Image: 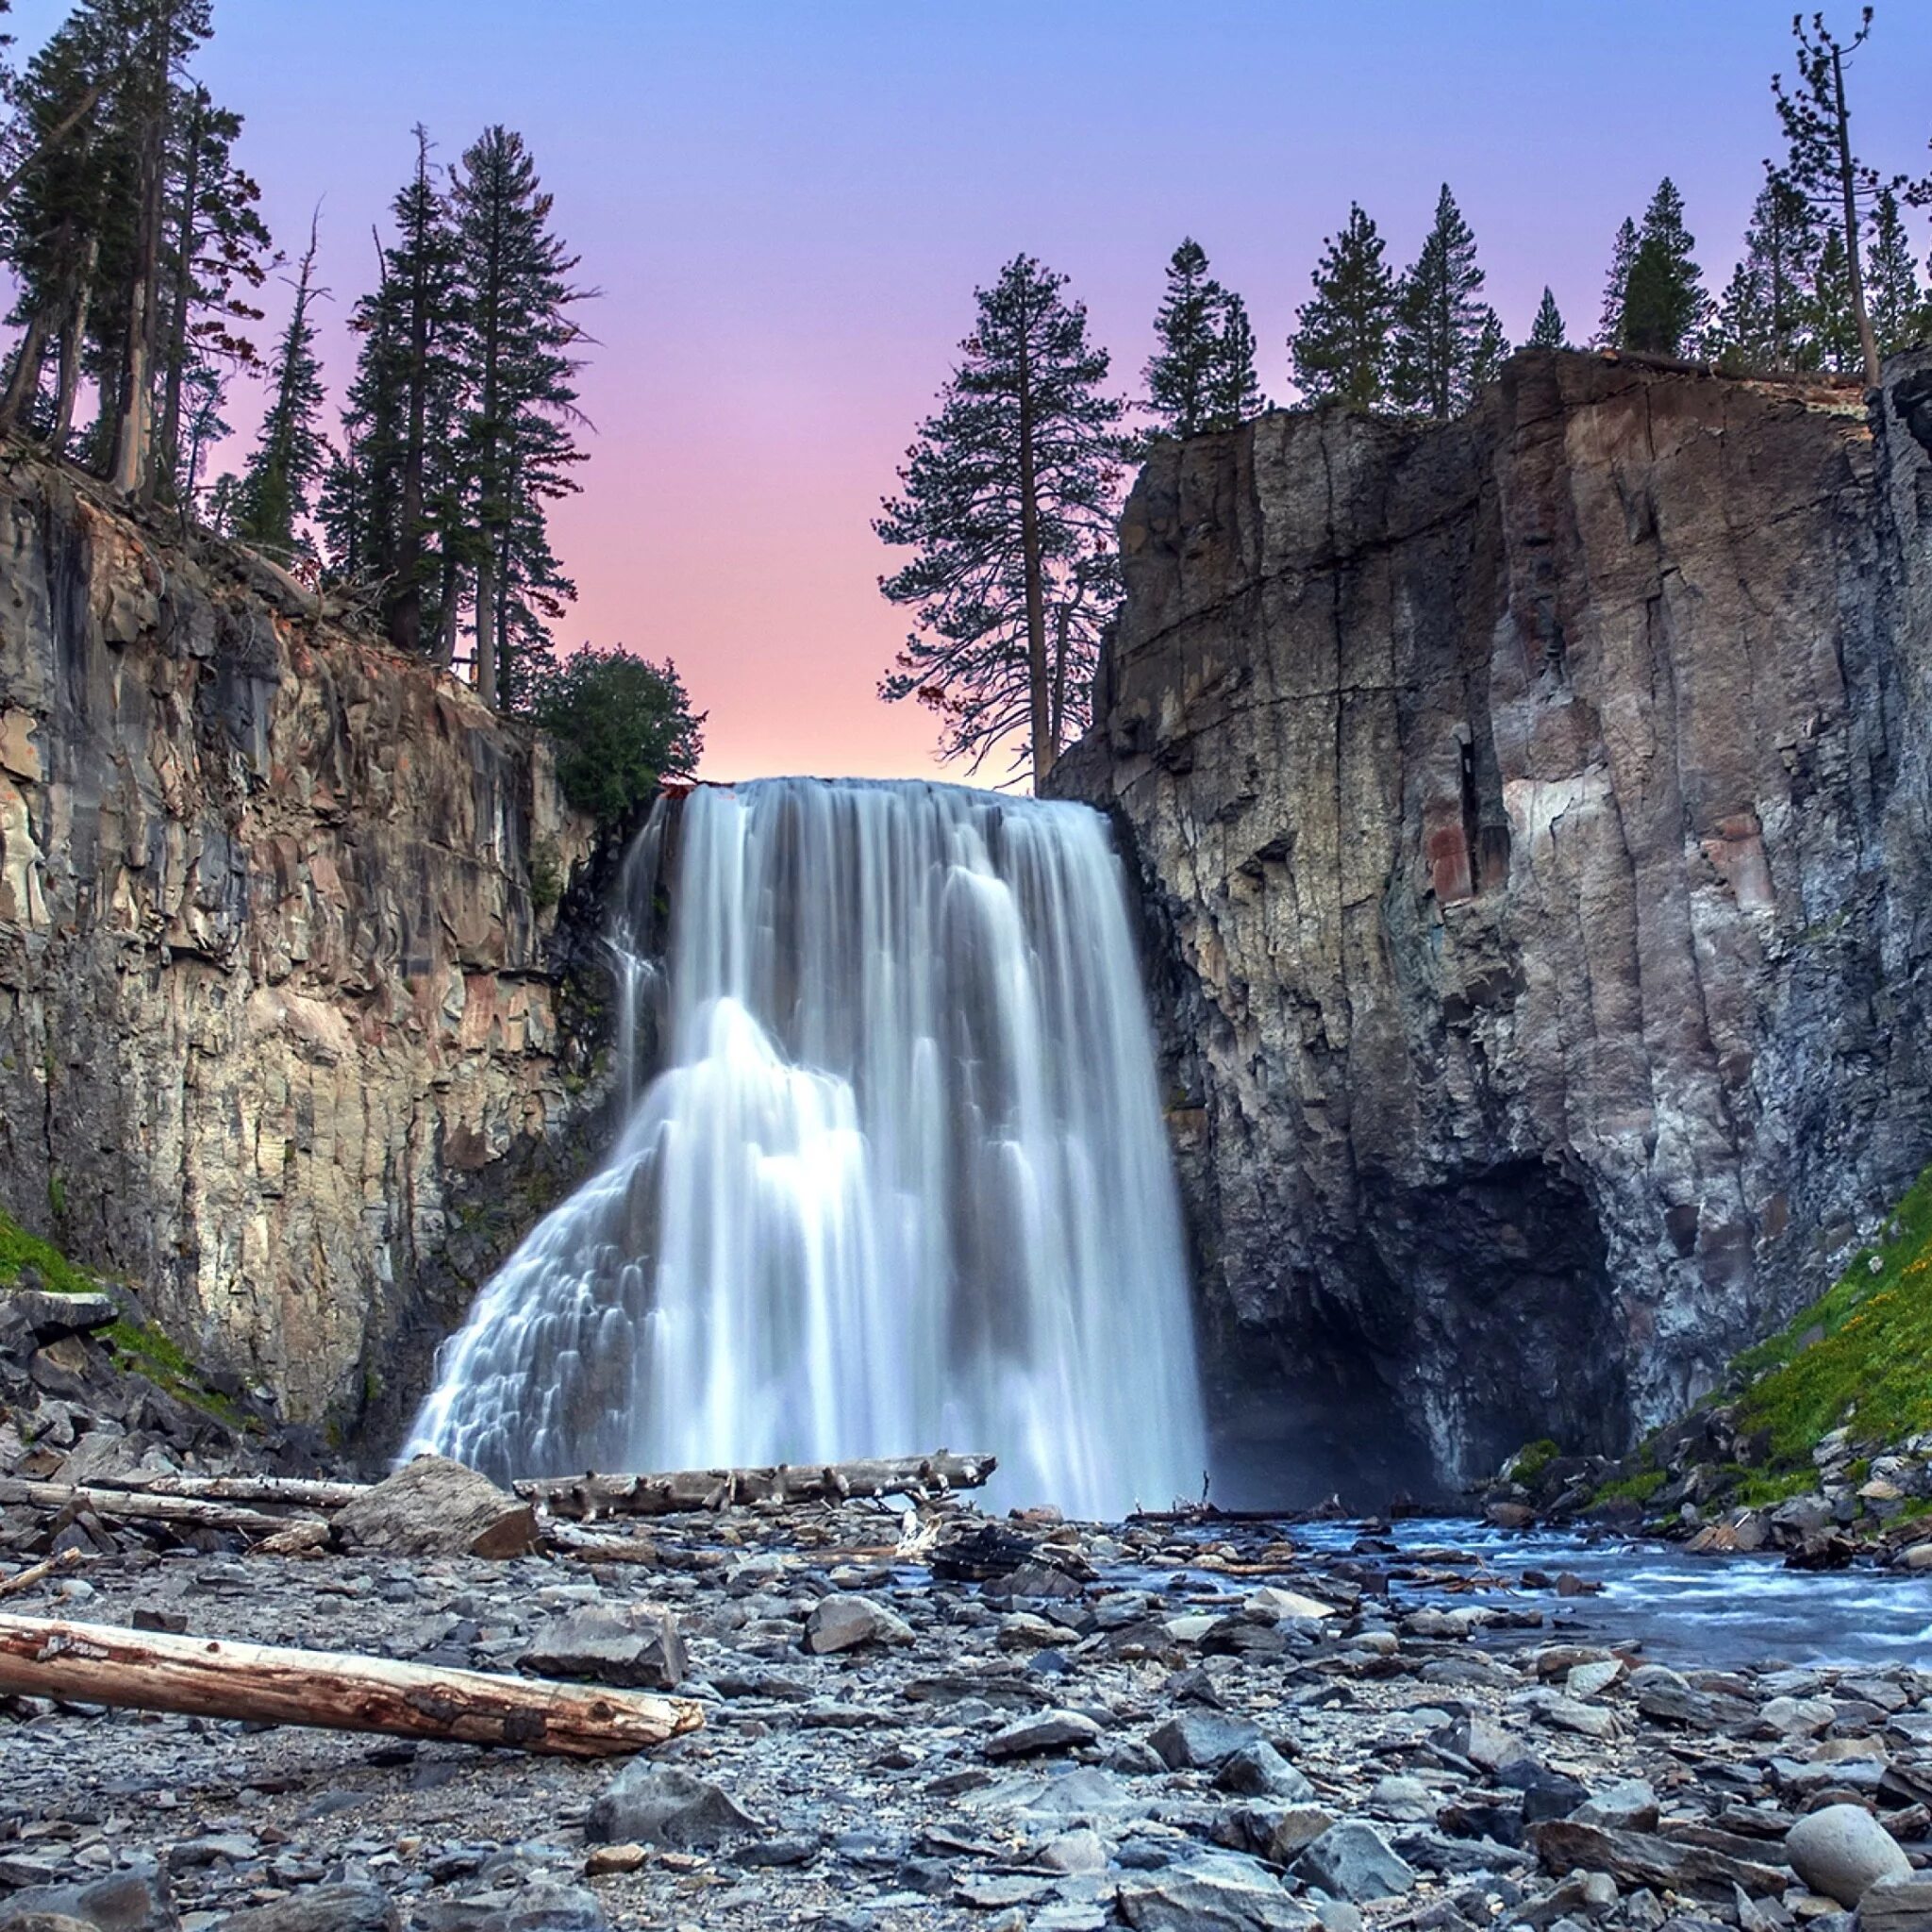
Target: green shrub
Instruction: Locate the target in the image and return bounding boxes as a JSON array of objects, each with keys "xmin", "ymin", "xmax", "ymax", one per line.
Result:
[{"xmin": 526, "ymin": 648, "xmax": 705, "ymax": 827}]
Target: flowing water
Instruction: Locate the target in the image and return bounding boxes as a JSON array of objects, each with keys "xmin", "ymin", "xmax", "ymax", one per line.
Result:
[{"xmin": 407, "ymin": 777, "xmax": 1208, "ymax": 1519}]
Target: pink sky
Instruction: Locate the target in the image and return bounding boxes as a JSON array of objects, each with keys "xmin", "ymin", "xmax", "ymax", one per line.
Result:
[{"xmin": 15, "ymin": 0, "xmax": 1932, "ymax": 780}]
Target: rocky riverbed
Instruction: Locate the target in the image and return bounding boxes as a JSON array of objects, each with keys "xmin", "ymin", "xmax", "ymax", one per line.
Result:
[{"xmin": 5, "ymin": 1495, "xmax": 1932, "ymax": 1932}]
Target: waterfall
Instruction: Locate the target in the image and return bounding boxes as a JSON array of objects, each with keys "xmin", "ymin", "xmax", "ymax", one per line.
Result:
[{"xmin": 406, "ymin": 777, "xmax": 1207, "ymax": 1520}]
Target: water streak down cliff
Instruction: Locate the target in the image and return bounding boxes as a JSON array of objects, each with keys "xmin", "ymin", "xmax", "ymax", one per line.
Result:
[
  {"xmin": 1053, "ymin": 349, "xmax": 1932, "ymax": 1503},
  {"xmin": 0, "ymin": 452, "xmax": 598, "ymax": 1441}
]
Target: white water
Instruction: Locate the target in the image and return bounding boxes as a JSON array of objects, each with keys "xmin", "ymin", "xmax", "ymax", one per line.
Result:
[{"xmin": 406, "ymin": 777, "xmax": 1208, "ymax": 1520}]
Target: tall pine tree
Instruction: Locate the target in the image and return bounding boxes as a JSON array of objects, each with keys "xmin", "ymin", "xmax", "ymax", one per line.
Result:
[
  {"xmin": 234, "ymin": 214, "xmax": 325, "ymax": 561},
  {"xmin": 1391, "ymin": 184, "xmax": 1499, "ymax": 419},
  {"xmin": 1865, "ymin": 187, "xmax": 1923, "ymax": 358},
  {"xmin": 877, "ymin": 254, "xmax": 1124, "ymax": 785},
  {"xmin": 1208, "ymin": 290, "xmax": 1264, "ymax": 426},
  {"xmin": 1597, "ymin": 218, "xmax": 1639, "ymax": 348},
  {"xmin": 449, "ymin": 124, "xmax": 589, "ymax": 709},
  {"xmin": 1527, "ymin": 287, "xmax": 1569, "ymax": 350},
  {"xmin": 1710, "ymin": 175, "xmax": 1822, "ymax": 370},
  {"xmin": 1143, "ymin": 237, "xmax": 1262, "ymax": 439},
  {"xmin": 1289, "ymin": 204, "xmax": 1395, "ymax": 408},
  {"xmin": 1619, "ymin": 178, "xmax": 1707, "ymax": 356}
]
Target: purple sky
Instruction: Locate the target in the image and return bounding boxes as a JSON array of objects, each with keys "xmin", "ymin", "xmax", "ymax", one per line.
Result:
[{"xmin": 14, "ymin": 1, "xmax": 1932, "ymax": 778}]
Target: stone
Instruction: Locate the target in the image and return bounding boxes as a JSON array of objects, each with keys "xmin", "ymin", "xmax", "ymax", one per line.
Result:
[
  {"xmin": 1857, "ymin": 1877, "xmax": 1932, "ymax": 1932},
  {"xmin": 11, "ymin": 1291, "xmax": 119, "ymax": 1342},
  {"xmin": 805, "ymin": 1592, "xmax": 914, "ymax": 1655},
  {"xmin": 1569, "ymin": 1779, "xmax": 1658, "ymax": 1833},
  {"xmin": 1268, "ymin": 1810, "xmax": 1339, "ymax": 1864},
  {"xmin": 0, "ymin": 1865, "xmax": 177, "ymax": 1931},
  {"xmin": 1785, "ymin": 1804, "xmax": 1911, "ymax": 1908},
  {"xmin": 1149, "ymin": 1710, "xmax": 1265, "ymax": 1771},
  {"xmin": 1245, "ymin": 1586, "xmax": 1335, "ymax": 1623},
  {"xmin": 1214, "ymin": 1742, "xmax": 1315, "ymax": 1801},
  {"xmin": 1048, "ymin": 350, "xmax": 1932, "ymax": 1494},
  {"xmin": 518, "ymin": 1603, "xmax": 686, "ymax": 1690},
  {"xmin": 332, "ymin": 1455, "xmax": 537, "ymax": 1559},
  {"xmin": 1565, "ymin": 1660, "xmax": 1625, "ymax": 1700},
  {"xmin": 1036, "ymin": 1828, "xmax": 1108, "ymax": 1875},
  {"xmin": 212, "ymin": 1885, "xmax": 400, "ymax": 1931},
  {"xmin": 1368, "ymin": 1776, "xmax": 1437, "ymax": 1822},
  {"xmin": 984, "ymin": 1709, "xmax": 1103, "ymax": 1759},
  {"xmin": 1117, "ymin": 1853, "xmax": 1316, "ymax": 1930},
  {"xmin": 1293, "ymin": 1823, "xmax": 1416, "ymax": 1903},
  {"xmin": 585, "ymin": 1764, "xmax": 761, "ymax": 1848}
]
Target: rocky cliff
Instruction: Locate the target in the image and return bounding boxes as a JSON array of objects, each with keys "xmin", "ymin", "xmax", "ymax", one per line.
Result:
[
  {"xmin": 0, "ymin": 450, "xmax": 603, "ymax": 1452},
  {"xmin": 1054, "ymin": 349, "xmax": 1932, "ymax": 1505}
]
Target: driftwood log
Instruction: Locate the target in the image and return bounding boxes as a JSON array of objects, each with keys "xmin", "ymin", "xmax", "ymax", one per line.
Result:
[
  {"xmin": 0, "ymin": 1614, "xmax": 705, "ymax": 1757},
  {"xmin": 517, "ymin": 1451, "xmax": 996, "ymax": 1521},
  {"xmin": 0, "ymin": 1476, "xmax": 327, "ymax": 1540}
]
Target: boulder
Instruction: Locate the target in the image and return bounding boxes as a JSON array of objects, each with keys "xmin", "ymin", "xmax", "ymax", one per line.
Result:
[
  {"xmin": 804, "ymin": 1592, "xmax": 913, "ymax": 1655},
  {"xmin": 1292, "ymin": 1823, "xmax": 1417, "ymax": 1902},
  {"xmin": 213, "ymin": 1885, "xmax": 399, "ymax": 1931},
  {"xmin": 1149, "ymin": 1709, "xmax": 1265, "ymax": 1771},
  {"xmin": 1118, "ymin": 1852, "xmax": 1316, "ymax": 1930},
  {"xmin": 1786, "ymin": 1803, "xmax": 1910, "ymax": 1908},
  {"xmin": 11, "ymin": 1291, "xmax": 119, "ymax": 1342},
  {"xmin": 519, "ymin": 1603, "xmax": 686, "ymax": 1690},
  {"xmin": 1569, "ymin": 1778, "xmax": 1658, "ymax": 1833},
  {"xmin": 1214, "ymin": 1741, "xmax": 1315, "ymax": 1801},
  {"xmin": 0, "ymin": 1864, "xmax": 177, "ymax": 1931},
  {"xmin": 984, "ymin": 1708, "xmax": 1103, "ymax": 1760},
  {"xmin": 586, "ymin": 1764, "xmax": 759, "ymax": 1848},
  {"xmin": 1857, "ymin": 1877, "xmax": 1932, "ymax": 1932},
  {"xmin": 331, "ymin": 1455, "xmax": 536, "ymax": 1559}
]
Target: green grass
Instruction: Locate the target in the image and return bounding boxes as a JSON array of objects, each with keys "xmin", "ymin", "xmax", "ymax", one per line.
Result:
[
  {"xmin": 0, "ymin": 1206, "xmax": 98, "ymax": 1295},
  {"xmin": 1596, "ymin": 1467, "xmax": 1667, "ymax": 1505},
  {"xmin": 1734, "ymin": 1467, "xmax": 1819, "ymax": 1507},
  {"xmin": 1733, "ymin": 1162, "xmax": 1932, "ymax": 1466},
  {"xmin": 1509, "ymin": 1438, "xmax": 1561, "ymax": 1486}
]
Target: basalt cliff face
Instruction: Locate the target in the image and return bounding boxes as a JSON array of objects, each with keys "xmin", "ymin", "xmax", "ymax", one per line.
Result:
[
  {"xmin": 1054, "ymin": 349, "xmax": 1932, "ymax": 1504},
  {"xmin": 0, "ymin": 451, "xmax": 603, "ymax": 1452}
]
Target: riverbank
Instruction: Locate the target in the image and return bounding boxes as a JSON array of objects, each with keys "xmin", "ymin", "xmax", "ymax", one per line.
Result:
[{"xmin": 4, "ymin": 1498, "xmax": 1931, "ymax": 1932}]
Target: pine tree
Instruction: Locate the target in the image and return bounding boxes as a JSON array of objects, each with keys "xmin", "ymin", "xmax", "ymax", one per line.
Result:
[
  {"xmin": 1391, "ymin": 184, "xmax": 1497, "ymax": 418},
  {"xmin": 234, "ymin": 214, "xmax": 325, "ymax": 561},
  {"xmin": 1471, "ymin": 308, "xmax": 1507, "ymax": 392},
  {"xmin": 449, "ymin": 125, "xmax": 590, "ymax": 709},
  {"xmin": 1289, "ymin": 205, "xmax": 1395, "ymax": 408},
  {"xmin": 1865, "ymin": 187, "xmax": 1923, "ymax": 358},
  {"xmin": 1619, "ymin": 178, "xmax": 1707, "ymax": 357},
  {"xmin": 1526, "ymin": 287, "xmax": 1569, "ymax": 351},
  {"xmin": 1143, "ymin": 238, "xmax": 1263, "ymax": 439},
  {"xmin": 1811, "ymin": 227, "xmax": 1863, "ymax": 373},
  {"xmin": 877, "ymin": 254, "xmax": 1125, "ymax": 785},
  {"xmin": 1711, "ymin": 176, "xmax": 1822, "ymax": 370},
  {"xmin": 1774, "ymin": 8, "xmax": 1886, "ymax": 386},
  {"xmin": 1597, "ymin": 218, "xmax": 1638, "ymax": 348}
]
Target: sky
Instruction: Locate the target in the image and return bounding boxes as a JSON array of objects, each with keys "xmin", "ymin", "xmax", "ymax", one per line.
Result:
[{"xmin": 12, "ymin": 0, "xmax": 1932, "ymax": 781}]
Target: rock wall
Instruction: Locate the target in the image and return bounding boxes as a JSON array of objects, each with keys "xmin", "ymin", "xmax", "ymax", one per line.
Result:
[
  {"xmin": 0, "ymin": 451, "xmax": 603, "ymax": 1450},
  {"xmin": 1053, "ymin": 349, "xmax": 1932, "ymax": 1504}
]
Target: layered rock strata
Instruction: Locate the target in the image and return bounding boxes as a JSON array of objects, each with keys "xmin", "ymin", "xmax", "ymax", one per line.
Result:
[
  {"xmin": 1055, "ymin": 349, "xmax": 1932, "ymax": 1501},
  {"xmin": 0, "ymin": 451, "xmax": 599, "ymax": 1443}
]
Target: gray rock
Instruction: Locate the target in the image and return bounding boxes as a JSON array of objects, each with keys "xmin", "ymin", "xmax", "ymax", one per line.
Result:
[
  {"xmin": 1215, "ymin": 1741, "xmax": 1315, "ymax": 1801},
  {"xmin": 0, "ymin": 1865, "xmax": 177, "ymax": 1931},
  {"xmin": 1857, "ymin": 1876, "xmax": 1932, "ymax": 1932},
  {"xmin": 985, "ymin": 1708, "xmax": 1104, "ymax": 1760},
  {"xmin": 1367, "ymin": 1775, "xmax": 1436, "ymax": 1822},
  {"xmin": 805, "ymin": 1592, "xmax": 913, "ymax": 1655},
  {"xmin": 1149, "ymin": 1710, "xmax": 1265, "ymax": 1771},
  {"xmin": 1293, "ymin": 1822, "xmax": 1418, "ymax": 1903},
  {"xmin": 585, "ymin": 1763, "xmax": 760, "ymax": 1848},
  {"xmin": 1569, "ymin": 1778, "xmax": 1659, "ymax": 1833},
  {"xmin": 12, "ymin": 1291, "xmax": 119, "ymax": 1341},
  {"xmin": 1786, "ymin": 1804, "xmax": 1910, "ymax": 1908},
  {"xmin": 213, "ymin": 1885, "xmax": 399, "ymax": 1931},
  {"xmin": 1117, "ymin": 1852, "xmax": 1317, "ymax": 1930},
  {"xmin": 518, "ymin": 1602, "xmax": 686, "ymax": 1690},
  {"xmin": 332, "ymin": 1455, "xmax": 537, "ymax": 1559}
]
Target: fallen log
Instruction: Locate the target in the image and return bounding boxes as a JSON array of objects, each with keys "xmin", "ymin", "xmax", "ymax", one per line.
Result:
[
  {"xmin": 86, "ymin": 1473, "xmax": 372, "ymax": 1510},
  {"xmin": 0, "ymin": 1477, "xmax": 325, "ymax": 1541},
  {"xmin": 0, "ymin": 1549, "xmax": 87, "ymax": 1598},
  {"xmin": 519, "ymin": 1451, "xmax": 995, "ymax": 1521},
  {"xmin": 0, "ymin": 1613, "xmax": 704, "ymax": 1757}
]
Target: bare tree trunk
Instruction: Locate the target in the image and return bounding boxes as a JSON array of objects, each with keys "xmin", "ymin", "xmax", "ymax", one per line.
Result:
[
  {"xmin": 1015, "ymin": 309, "xmax": 1052, "ymax": 789},
  {"xmin": 0, "ymin": 304, "xmax": 55, "ymax": 435},
  {"xmin": 474, "ymin": 547, "xmax": 497, "ymax": 707},
  {"xmin": 53, "ymin": 241, "xmax": 98, "ymax": 449},
  {"xmin": 0, "ymin": 1612, "xmax": 703, "ymax": 1758},
  {"xmin": 110, "ymin": 59, "xmax": 167, "ymax": 499},
  {"xmin": 154, "ymin": 92, "xmax": 206, "ymax": 502},
  {"xmin": 1833, "ymin": 46, "xmax": 1881, "ymax": 389}
]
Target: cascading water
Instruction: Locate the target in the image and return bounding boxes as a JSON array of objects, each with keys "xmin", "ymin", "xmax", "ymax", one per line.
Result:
[{"xmin": 406, "ymin": 777, "xmax": 1208, "ymax": 1520}]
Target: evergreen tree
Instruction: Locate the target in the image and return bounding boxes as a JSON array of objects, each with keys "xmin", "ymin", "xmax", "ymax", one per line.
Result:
[
  {"xmin": 1471, "ymin": 308, "xmax": 1507, "ymax": 391},
  {"xmin": 449, "ymin": 124, "xmax": 589, "ymax": 709},
  {"xmin": 877, "ymin": 254, "xmax": 1125, "ymax": 784},
  {"xmin": 1811, "ymin": 227, "xmax": 1863, "ymax": 373},
  {"xmin": 1391, "ymin": 183, "xmax": 1498, "ymax": 418},
  {"xmin": 1142, "ymin": 238, "xmax": 1262, "ymax": 439},
  {"xmin": 1619, "ymin": 178, "xmax": 1707, "ymax": 356},
  {"xmin": 1289, "ymin": 204, "xmax": 1395, "ymax": 408},
  {"xmin": 1865, "ymin": 187, "xmax": 1923, "ymax": 358},
  {"xmin": 1597, "ymin": 218, "xmax": 1638, "ymax": 347},
  {"xmin": 1526, "ymin": 287, "xmax": 1569, "ymax": 351},
  {"xmin": 1774, "ymin": 8, "xmax": 1885, "ymax": 386},
  {"xmin": 234, "ymin": 215, "xmax": 325, "ymax": 560},
  {"xmin": 1710, "ymin": 176, "xmax": 1822, "ymax": 370}
]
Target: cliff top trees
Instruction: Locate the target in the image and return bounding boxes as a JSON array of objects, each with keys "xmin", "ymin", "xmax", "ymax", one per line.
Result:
[
  {"xmin": 1711, "ymin": 175, "xmax": 1823, "ymax": 369},
  {"xmin": 1143, "ymin": 237, "xmax": 1263, "ymax": 440},
  {"xmin": 1616, "ymin": 179, "xmax": 1708, "ymax": 356},
  {"xmin": 1391, "ymin": 183, "xmax": 1501, "ymax": 418},
  {"xmin": 1596, "ymin": 217, "xmax": 1639, "ymax": 347},
  {"xmin": 1774, "ymin": 7, "xmax": 1885, "ymax": 386},
  {"xmin": 877, "ymin": 253, "xmax": 1124, "ymax": 786},
  {"xmin": 233, "ymin": 214, "xmax": 324, "ymax": 561},
  {"xmin": 1289, "ymin": 204, "xmax": 1395, "ymax": 408},
  {"xmin": 1527, "ymin": 287, "xmax": 1570, "ymax": 351},
  {"xmin": 528, "ymin": 647, "xmax": 703, "ymax": 826}
]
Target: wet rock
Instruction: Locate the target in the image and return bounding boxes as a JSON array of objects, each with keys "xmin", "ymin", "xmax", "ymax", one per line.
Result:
[
  {"xmin": 1149, "ymin": 1710, "xmax": 1265, "ymax": 1771},
  {"xmin": 213, "ymin": 1884, "xmax": 400, "ymax": 1931},
  {"xmin": 332, "ymin": 1456, "xmax": 537, "ymax": 1560},
  {"xmin": 805, "ymin": 1593, "xmax": 913, "ymax": 1655},
  {"xmin": 1293, "ymin": 1823, "xmax": 1416, "ymax": 1903},
  {"xmin": 984, "ymin": 1709, "xmax": 1103, "ymax": 1759},
  {"xmin": 584, "ymin": 1763, "xmax": 761, "ymax": 1848},
  {"xmin": 1117, "ymin": 1852, "xmax": 1316, "ymax": 1930},
  {"xmin": 1785, "ymin": 1804, "xmax": 1909, "ymax": 1908},
  {"xmin": 518, "ymin": 1603, "xmax": 686, "ymax": 1690}
]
